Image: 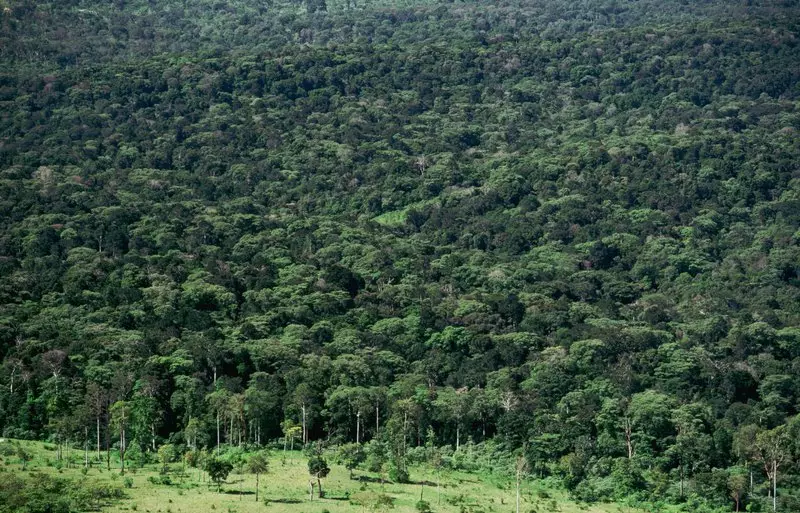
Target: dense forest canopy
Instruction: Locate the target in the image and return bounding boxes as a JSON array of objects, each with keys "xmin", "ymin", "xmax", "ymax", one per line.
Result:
[{"xmin": 1, "ymin": 0, "xmax": 799, "ymax": 510}]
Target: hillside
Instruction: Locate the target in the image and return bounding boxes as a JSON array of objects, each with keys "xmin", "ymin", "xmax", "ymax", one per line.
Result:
[{"xmin": 1, "ymin": 0, "xmax": 799, "ymax": 511}]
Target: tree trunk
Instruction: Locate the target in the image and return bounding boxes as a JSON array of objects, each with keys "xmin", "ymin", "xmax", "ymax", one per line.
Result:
[
  {"xmin": 255, "ymin": 473, "xmax": 259, "ymax": 502},
  {"xmin": 106, "ymin": 408, "xmax": 111, "ymax": 471},
  {"xmin": 356, "ymin": 411, "xmax": 361, "ymax": 444},
  {"xmin": 515, "ymin": 469, "xmax": 521, "ymax": 513},
  {"xmin": 96, "ymin": 415, "xmax": 101, "ymax": 463},
  {"xmin": 120, "ymin": 425, "xmax": 126, "ymax": 475},
  {"xmin": 317, "ymin": 476, "xmax": 324, "ymax": 498},
  {"xmin": 773, "ymin": 460, "xmax": 777, "ymax": 513},
  {"xmin": 456, "ymin": 425, "xmax": 460, "ymax": 452},
  {"xmin": 302, "ymin": 404, "xmax": 307, "ymax": 445},
  {"xmin": 84, "ymin": 426, "xmax": 89, "ymax": 468},
  {"xmin": 624, "ymin": 417, "xmax": 633, "ymax": 459},
  {"xmin": 375, "ymin": 403, "xmax": 379, "ymax": 437},
  {"xmin": 216, "ymin": 412, "xmax": 220, "ymax": 454},
  {"xmin": 309, "ymin": 480, "xmax": 314, "ymax": 500},
  {"xmin": 151, "ymin": 423, "xmax": 156, "ymax": 452}
]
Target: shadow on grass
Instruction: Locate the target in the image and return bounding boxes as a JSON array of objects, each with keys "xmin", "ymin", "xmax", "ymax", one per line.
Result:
[
  {"xmin": 410, "ymin": 479, "xmax": 437, "ymax": 487},
  {"xmin": 223, "ymin": 490, "xmax": 255, "ymax": 495},
  {"xmin": 354, "ymin": 474, "xmax": 436, "ymax": 487},
  {"xmin": 354, "ymin": 475, "xmax": 384, "ymax": 484},
  {"xmin": 325, "ymin": 495, "xmax": 351, "ymax": 501},
  {"xmin": 266, "ymin": 498, "xmax": 303, "ymax": 504}
]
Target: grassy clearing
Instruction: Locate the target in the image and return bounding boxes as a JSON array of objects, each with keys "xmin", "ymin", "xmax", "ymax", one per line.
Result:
[{"xmin": 0, "ymin": 439, "xmax": 647, "ymax": 513}]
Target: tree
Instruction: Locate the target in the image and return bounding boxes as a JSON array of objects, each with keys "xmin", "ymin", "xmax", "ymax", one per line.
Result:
[
  {"xmin": 110, "ymin": 401, "xmax": 130, "ymax": 475},
  {"xmin": 728, "ymin": 468, "xmax": 748, "ymax": 513},
  {"xmin": 515, "ymin": 452, "xmax": 529, "ymax": 513},
  {"xmin": 281, "ymin": 419, "xmax": 302, "ymax": 452},
  {"xmin": 307, "ymin": 444, "xmax": 330, "ymax": 499},
  {"xmin": 206, "ymin": 388, "xmax": 231, "ymax": 453},
  {"xmin": 204, "ymin": 457, "xmax": 233, "ymax": 492},
  {"xmin": 184, "ymin": 417, "xmax": 201, "ymax": 449},
  {"xmin": 247, "ymin": 452, "xmax": 269, "ymax": 502},
  {"xmin": 337, "ymin": 442, "xmax": 365, "ymax": 479},
  {"xmin": 425, "ymin": 428, "xmax": 444, "ymax": 505},
  {"xmin": 158, "ymin": 443, "xmax": 178, "ymax": 473},
  {"xmin": 85, "ymin": 382, "xmax": 107, "ymax": 463},
  {"xmin": 755, "ymin": 425, "xmax": 791, "ymax": 513},
  {"xmin": 16, "ymin": 445, "xmax": 32, "ymax": 470}
]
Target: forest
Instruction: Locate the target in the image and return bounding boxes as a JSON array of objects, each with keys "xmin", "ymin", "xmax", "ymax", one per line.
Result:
[{"xmin": 1, "ymin": 0, "xmax": 799, "ymax": 511}]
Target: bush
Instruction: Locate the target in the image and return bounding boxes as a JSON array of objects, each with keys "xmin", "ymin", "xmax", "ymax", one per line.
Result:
[
  {"xmin": 416, "ymin": 499, "xmax": 432, "ymax": 513},
  {"xmin": 388, "ymin": 463, "xmax": 409, "ymax": 484}
]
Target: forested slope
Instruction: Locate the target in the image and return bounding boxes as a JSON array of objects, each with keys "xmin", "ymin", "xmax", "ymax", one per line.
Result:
[{"xmin": 1, "ymin": 0, "xmax": 799, "ymax": 510}]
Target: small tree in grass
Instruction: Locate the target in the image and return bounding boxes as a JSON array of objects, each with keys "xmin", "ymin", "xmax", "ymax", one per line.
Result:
[
  {"xmin": 158, "ymin": 443, "xmax": 178, "ymax": 474},
  {"xmin": 515, "ymin": 450, "xmax": 529, "ymax": 513},
  {"xmin": 336, "ymin": 443, "xmax": 365, "ymax": 479},
  {"xmin": 307, "ymin": 443, "xmax": 330, "ymax": 499},
  {"xmin": 247, "ymin": 451, "xmax": 269, "ymax": 502},
  {"xmin": 204, "ymin": 456, "xmax": 233, "ymax": 492},
  {"xmin": 16, "ymin": 445, "xmax": 32, "ymax": 470}
]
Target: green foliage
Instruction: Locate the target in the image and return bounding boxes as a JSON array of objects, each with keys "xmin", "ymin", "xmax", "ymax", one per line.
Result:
[
  {"xmin": 307, "ymin": 455, "xmax": 331, "ymax": 479},
  {"xmin": 0, "ymin": 472, "xmax": 124, "ymax": 512},
  {"xmin": 204, "ymin": 457, "xmax": 233, "ymax": 492},
  {"xmin": 0, "ymin": 0, "xmax": 799, "ymax": 511}
]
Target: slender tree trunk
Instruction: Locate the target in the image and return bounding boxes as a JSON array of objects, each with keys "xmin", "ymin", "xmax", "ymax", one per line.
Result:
[
  {"xmin": 106, "ymin": 409, "xmax": 111, "ymax": 471},
  {"xmin": 624, "ymin": 417, "xmax": 633, "ymax": 459},
  {"xmin": 255, "ymin": 472, "xmax": 259, "ymax": 502},
  {"xmin": 317, "ymin": 476, "xmax": 324, "ymax": 498},
  {"xmin": 151, "ymin": 423, "xmax": 156, "ymax": 452},
  {"xmin": 403, "ymin": 411, "xmax": 408, "ymax": 456},
  {"xmin": 96, "ymin": 415, "xmax": 101, "ymax": 463},
  {"xmin": 302, "ymin": 404, "xmax": 307, "ymax": 445},
  {"xmin": 216, "ymin": 412, "xmax": 220, "ymax": 454},
  {"xmin": 356, "ymin": 411, "xmax": 361, "ymax": 444},
  {"xmin": 774, "ymin": 463, "xmax": 779, "ymax": 510},
  {"xmin": 456, "ymin": 425, "xmax": 460, "ymax": 452},
  {"xmin": 120, "ymin": 425, "xmax": 125, "ymax": 475},
  {"xmin": 515, "ymin": 468, "xmax": 521, "ymax": 513},
  {"xmin": 309, "ymin": 481, "xmax": 314, "ymax": 500},
  {"xmin": 375, "ymin": 403, "xmax": 379, "ymax": 437},
  {"xmin": 84, "ymin": 427, "xmax": 89, "ymax": 468}
]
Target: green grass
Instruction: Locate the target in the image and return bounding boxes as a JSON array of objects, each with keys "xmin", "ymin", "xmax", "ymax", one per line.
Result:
[
  {"xmin": 372, "ymin": 200, "xmax": 438, "ymax": 227},
  {"xmin": 0, "ymin": 439, "xmax": 647, "ymax": 513}
]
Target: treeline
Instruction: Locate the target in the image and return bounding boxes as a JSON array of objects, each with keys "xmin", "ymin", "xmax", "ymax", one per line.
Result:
[{"xmin": 1, "ymin": 0, "xmax": 800, "ymax": 511}]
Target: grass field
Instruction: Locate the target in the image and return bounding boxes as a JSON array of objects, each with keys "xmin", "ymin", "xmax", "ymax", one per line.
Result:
[{"xmin": 0, "ymin": 439, "xmax": 649, "ymax": 513}]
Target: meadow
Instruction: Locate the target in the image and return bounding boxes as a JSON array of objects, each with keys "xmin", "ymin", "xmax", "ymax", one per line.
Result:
[{"xmin": 0, "ymin": 439, "xmax": 649, "ymax": 513}]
